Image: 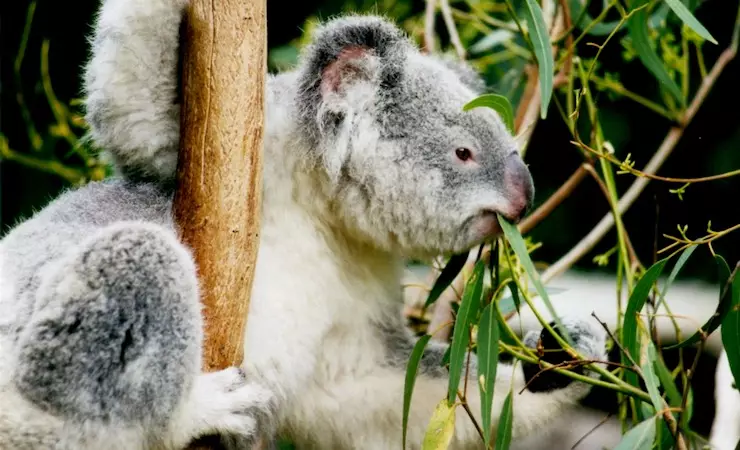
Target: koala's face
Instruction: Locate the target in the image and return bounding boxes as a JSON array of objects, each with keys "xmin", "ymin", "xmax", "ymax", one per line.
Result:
[{"xmin": 296, "ymin": 16, "xmax": 534, "ymax": 258}]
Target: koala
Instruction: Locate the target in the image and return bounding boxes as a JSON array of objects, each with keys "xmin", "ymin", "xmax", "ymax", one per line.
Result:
[{"xmin": 0, "ymin": 0, "xmax": 609, "ymax": 448}]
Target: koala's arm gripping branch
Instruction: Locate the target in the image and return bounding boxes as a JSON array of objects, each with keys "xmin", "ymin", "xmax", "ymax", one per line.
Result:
[{"xmin": 172, "ymin": 0, "xmax": 266, "ymax": 447}]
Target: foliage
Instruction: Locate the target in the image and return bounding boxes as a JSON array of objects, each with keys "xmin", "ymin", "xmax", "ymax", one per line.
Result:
[
  {"xmin": 400, "ymin": 0, "xmax": 740, "ymax": 449},
  {"xmin": 1, "ymin": 1, "xmax": 108, "ymax": 186}
]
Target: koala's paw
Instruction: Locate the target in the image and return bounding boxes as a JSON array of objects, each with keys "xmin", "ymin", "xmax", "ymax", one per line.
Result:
[
  {"xmin": 180, "ymin": 367, "xmax": 277, "ymax": 449},
  {"xmin": 521, "ymin": 317, "xmax": 607, "ymax": 394}
]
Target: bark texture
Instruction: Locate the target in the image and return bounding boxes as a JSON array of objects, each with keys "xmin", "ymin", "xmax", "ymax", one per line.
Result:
[{"xmin": 173, "ymin": 0, "xmax": 266, "ymax": 447}]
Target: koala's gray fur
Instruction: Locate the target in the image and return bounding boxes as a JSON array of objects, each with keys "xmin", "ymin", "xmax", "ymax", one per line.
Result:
[{"xmin": 0, "ymin": 0, "xmax": 608, "ymax": 448}]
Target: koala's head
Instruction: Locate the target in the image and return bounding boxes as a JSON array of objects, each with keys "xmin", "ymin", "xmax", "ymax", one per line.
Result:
[{"xmin": 295, "ymin": 15, "xmax": 534, "ymax": 258}]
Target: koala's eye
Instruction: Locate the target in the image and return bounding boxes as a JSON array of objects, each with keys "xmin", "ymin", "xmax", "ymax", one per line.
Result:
[{"xmin": 455, "ymin": 147, "xmax": 472, "ymax": 162}]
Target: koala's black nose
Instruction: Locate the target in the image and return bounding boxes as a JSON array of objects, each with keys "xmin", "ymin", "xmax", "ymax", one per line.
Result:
[{"xmin": 501, "ymin": 152, "xmax": 534, "ymax": 223}]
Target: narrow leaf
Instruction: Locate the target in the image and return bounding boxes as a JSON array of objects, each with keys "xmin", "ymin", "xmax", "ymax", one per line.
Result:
[
  {"xmin": 494, "ymin": 391, "xmax": 514, "ymax": 450},
  {"xmin": 498, "ymin": 216, "xmax": 573, "ymax": 347},
  {"xmin": 642, "ymin": 342, "xmax": 665, "ymax": 412},
  {"xmin": 660, "ymin": 245, "xmax": 697, "ymax": 302},
  {"xmin": 521, "ymin": 0, "xmax": 554, "ymax": 118},
  {"xmin": 477, "ymin": 303, "xmax": 500, "ymax": 447},
  {"xmin": 498, "ymin": 285, "xmax": 567, "ymax": 317},
  {"xmin": 448, "ymin": 260, "xmax": 485, "ymax": 403},
  {"xmin": 403, "ymin": 335, "xmax": 432, "ymax": 450},
  {"xmin": 464, "ymin": 93, "xmax": 515, "ymax": 134},
  {"xmin": 627, "ymin": 0, "xmax": 684, "ymax": 104},
  {"xmin": 663, "ymin": 0, "xmax": 717, "ymax": 44},
  {"xmin": 721, "ymin": 261, "xmax": 740, "ymax": 391},
  {"xmin": 666, "ymin": 255, "xmax": 732, "ymax": 349},
  {"xmin": 654, "ymin": 355, "xmax": 681, "ymax": 407},
  {"xmin": 422, "ymin": 399, "xmax": 457, "ymax": 450},
  {"xmin": 425, "ymin": 253, "xmax": 469, "ymax": 308},
  {"xmin": 614, "ymin": 416, "xmax": 658, "ymax": 450},
  {"xmin": 622, "ymin": 258, "xmax": 668, "ymax": 387}
]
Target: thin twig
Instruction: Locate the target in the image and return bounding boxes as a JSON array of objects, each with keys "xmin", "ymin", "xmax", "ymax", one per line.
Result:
[
  {"xmin": 439, "ymin": 0, "xmax": 465, "ymax": 59},
  {"xmin": 541, "ymin": 26, "xmax": 740, "ymax": 283},
  {"xmin": 423, "ymin": 0, "xmax": 437, "ymax": 54},
  {"xmin": 457, "ymin": 390, "xmax": 487, "ymax": 442},
  {"xmin": 574, "ymin": 140, "xmax": 740, "ymax": 183}
]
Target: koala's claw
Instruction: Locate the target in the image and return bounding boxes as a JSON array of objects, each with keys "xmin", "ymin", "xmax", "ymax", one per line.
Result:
[
  {"xmin": 522, "ymin": 317, "xmax": 608, "ymax": 393},
  {"xmin": 181, "ymin": 367, "xmax": 277, "ymax": 447}
]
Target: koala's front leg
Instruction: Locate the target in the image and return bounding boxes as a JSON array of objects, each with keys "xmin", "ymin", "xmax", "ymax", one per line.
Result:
[
  {"xmin": 324, "ymin": 317, "xmax": 607, "ymax": 449},
  {"xmin": 12, "ymin": 222, "xmax": 274, "ymax": 449}
]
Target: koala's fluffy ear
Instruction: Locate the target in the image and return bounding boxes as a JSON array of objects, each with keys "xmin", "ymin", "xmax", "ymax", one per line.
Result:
[{"xmin": 297, "ymin": 15, "xmax": 411, "ymax": 141}]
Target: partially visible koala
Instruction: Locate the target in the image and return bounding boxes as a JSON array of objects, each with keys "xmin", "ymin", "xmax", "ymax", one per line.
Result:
[{"xmin": 0, "ymin": 0, "xmax": 609, "ymax": 448}]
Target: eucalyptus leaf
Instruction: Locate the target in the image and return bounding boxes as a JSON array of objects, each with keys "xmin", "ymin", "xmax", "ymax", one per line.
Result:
[
  {"xmin": 477, "ymin": 303, "xmax": 500, "ymax": 447},
  {"xmin": 521, "ymin": 0, "xmax": 554, "ymax": 119},
  {"xmin": 663, "ymin": 0, "xmax": 717, "ymax": 44},
  {"xmin": 448, "ymin": 260, "xmax": 485, "ymax": 403},
  {"xmin": 627, "ymin": 0, "xmax": 684, "ymax": 104},
  {"xmin": 622, "ymin": 258, "xmax": 668, "ymax": 388},
  {"xmin": 498, "ymin": 216, "xmax": 573, "ymax": 347},
  {"xmin": 653, "ymin": 355, "xmax": 681, "ymax": 407},
  {"xmin": 422, "ymin": 399, "xmax": 456, "ymax": 450},
  {"xmin": 425, "ymin": 253, "xmax": 469, "ymax": 309},
  {"xmin": 666, "ymin": 255, "xmax": 732, "ymax": 349},
  {"xmin": 614, "ymin": 416, "xmax": 658, "ymax": 450},
  {"xmin": 721, "ymin": 261, "xmax": 740, "ymax": 391},
  {"xmin": 464, "ymin": 94, "xmax": 515, "ymax": 134},
  {"xmin": 403, "ymin": 335, "xmax": 432, "ymax": 450},
  {"xmin": 494, "ymin": 391, "xmax": 514, "ymax": 450},
  {"xmin": 642, "ymin": 342, "xmax": 665, "ymax": 412}
]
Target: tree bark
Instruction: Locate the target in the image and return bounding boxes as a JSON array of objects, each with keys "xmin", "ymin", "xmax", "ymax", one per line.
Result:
[{"xmin": 172, "ymin": 0, "xmax": 266, "ymax": 448}]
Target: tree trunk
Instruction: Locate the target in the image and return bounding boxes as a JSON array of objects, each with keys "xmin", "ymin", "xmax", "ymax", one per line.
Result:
[{"xmin": 172, "ymin": 0, "xmax": 266, "ymax": 448}]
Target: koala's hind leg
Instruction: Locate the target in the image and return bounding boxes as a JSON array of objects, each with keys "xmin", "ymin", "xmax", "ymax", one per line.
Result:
[
  {"xmin": 13, "ymin": 222, "xmax": 201, "ymax": 436},
  {"xmin": 12, "ymin": 221, "xmax": 275, "ymax": 448}
]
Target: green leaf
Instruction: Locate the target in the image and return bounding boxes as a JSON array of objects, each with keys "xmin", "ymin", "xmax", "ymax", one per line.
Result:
[
  {"xmin": 497, "ymin": 281, "xmax": 522, "ymax": 316},
  {"xmin": 448, "ymin": 260, "xmax": 485, "ymax": 404},
  {"xmin": 627, "ymin": 0, "xmax": 684, "ymax": 104},
  {"xmin": 494, "ymin": 391, "xmax": 514, "ymax": 450},
  {"xmin": 477, "ymin": 303, "xmax": 500, "ymax": 447},
  {"xmin": 622, "ymin": 258, "xmax": 668, "ymax": 387},
  {"xmin": 614, "ymin": 416, "xmax": 658, "ymax": 450},
  {"xmin": 642, "ymin": 342, "xmax": 665, "ymax": 412},
  {"xmin": 403, "ymin": 335, "xmax": 432, "ymax": 450},
  {"xmin": 660, "ymin": 245, "xmax": 697, "ymax": 302},
  {"xmin": 464, "ymin": 93, "xmax": 515, "ymax": 134},
  {"xmin": 666, "ymin": 255, "xmax": 732, "ymax": 349},
  {"xmin": 498, "ymin": 285, "xmax": 568, "ymax": 317},
  {"xmin": 721, "ymin": 261, "xmax": 740, "ymax": 391},
  {"xmin": 498, "ymin": 216, "xmax": 573, "ymax": 347},
  {"xmin": 422, "ymin": 399, "xmax": 456, "ymax": 450},
  {"xmin": 425, "ymin": 253, "xmax": 469, "ymax": 309},
  {"xmin": 663, "ymin": 0, "xmax": 717, "ymax": 44},
  {"xmin": 521, "ymin": 0, "xmax": 554, "ymax": 119},
  {"xmin": 653, "ymin": 354, "xmax": 681, "ymax": 407}
]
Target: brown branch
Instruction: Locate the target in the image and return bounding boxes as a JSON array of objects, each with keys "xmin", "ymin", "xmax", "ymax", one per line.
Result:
[
  {"xmin": 519, "ymin": 163, "xmax": 589, "ymax": 234},
  {"xmin": 173, "ymin": 0, "xmax": 266, "ymax": 448},
  {"xmin": 542, "ymin": 33, "xmax": 740, "ymax": 283}
]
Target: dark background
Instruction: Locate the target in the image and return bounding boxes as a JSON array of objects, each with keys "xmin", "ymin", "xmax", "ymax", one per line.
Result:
[{"xmin": 2, "ymin": 0, "xmax": 739, "ymax": 282}]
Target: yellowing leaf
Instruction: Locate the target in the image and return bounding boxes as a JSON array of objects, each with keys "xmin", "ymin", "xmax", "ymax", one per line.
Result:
[{"xmin": 422, "ymin": 400, "xmax": 457, "ymax": 450}]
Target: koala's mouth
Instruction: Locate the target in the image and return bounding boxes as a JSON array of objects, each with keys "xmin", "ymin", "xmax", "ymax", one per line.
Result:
[{"xmin": 467, "ymin": 210, "xmax": 503, "ymax": 243}]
